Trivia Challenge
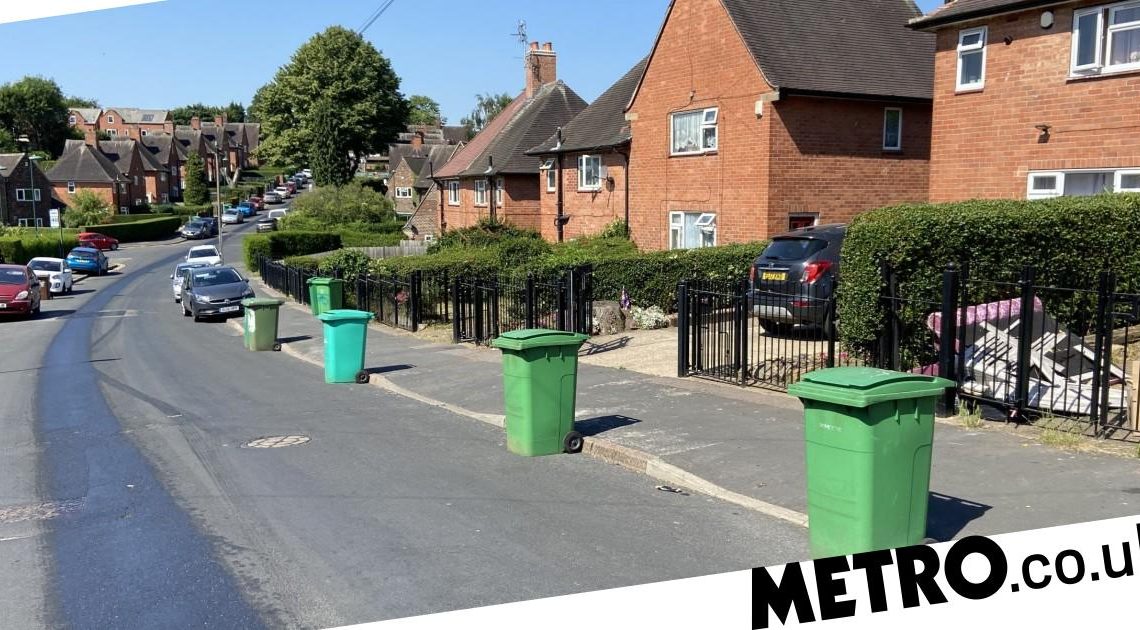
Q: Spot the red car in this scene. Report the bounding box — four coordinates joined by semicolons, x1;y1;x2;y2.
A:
77;232;120;251
0;264;43;318
248;196;264;211
283;181;297;195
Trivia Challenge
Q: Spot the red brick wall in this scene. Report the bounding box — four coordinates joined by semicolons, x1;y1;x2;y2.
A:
500;174;541;231
442;178;486;230
53;182;117;210
2;158;53;224
390;161;419;216
99;110;130;139
538;151;627;241
928;1;1140;201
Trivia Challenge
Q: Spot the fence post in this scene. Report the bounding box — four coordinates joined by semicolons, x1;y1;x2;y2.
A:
1098;273;1118;437
525;273;536;329
939;263;960;411
1014;265;1037;422
956;261;971;405
475;282;486;344
410;271;422;332
826;294;837;368
451;276;461;344
737;279;749;385
556;275;567;331
1089;271;1116;436
879;261;901;370
677;281;690;377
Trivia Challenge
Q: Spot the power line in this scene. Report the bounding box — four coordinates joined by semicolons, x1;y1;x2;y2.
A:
358;0;396;35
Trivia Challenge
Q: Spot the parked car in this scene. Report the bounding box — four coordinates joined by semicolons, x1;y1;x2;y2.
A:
273;186;291;199
66;247;110;276
180;219;210;240
237;200;256;217
221;208;244;224
200;216;219;236
180;265;254;321
27;257;74;294
301;168;312;178
0;264;42;317
77;232;119;251
748;224;846;335
248;196;264;211
186;244;222;266
263;191;282;204
256;216;278;233
284;181;297;195
170;261;212;303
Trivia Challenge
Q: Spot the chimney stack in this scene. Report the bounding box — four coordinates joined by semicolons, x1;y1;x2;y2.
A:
524;41;557;99
190;116;201;130
411;131;424;148
84;128;97;146
214;114;225;127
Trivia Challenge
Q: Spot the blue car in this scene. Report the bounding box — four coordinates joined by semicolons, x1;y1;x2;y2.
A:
237;201;256;217
66;247;110;276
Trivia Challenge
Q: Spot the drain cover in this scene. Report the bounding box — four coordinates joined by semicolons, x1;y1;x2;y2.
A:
244;435;311;449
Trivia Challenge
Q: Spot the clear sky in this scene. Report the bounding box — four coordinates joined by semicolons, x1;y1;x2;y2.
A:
0;0;945;124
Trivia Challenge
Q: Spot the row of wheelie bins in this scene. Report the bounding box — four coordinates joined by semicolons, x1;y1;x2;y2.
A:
245;275;954;559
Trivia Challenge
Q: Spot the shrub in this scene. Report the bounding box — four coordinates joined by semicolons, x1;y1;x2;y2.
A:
597;219;631;240
339;231;405;247
287;182;396;229
317;249;371;280
631;306;668;330
63;190;113;228
80;216;181;242
184;153;209;205
243;231;343;269
837;194;1140;361
0;235;81;264
429;218;541;252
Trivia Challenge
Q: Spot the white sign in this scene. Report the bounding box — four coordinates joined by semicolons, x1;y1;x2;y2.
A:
49;209;60;228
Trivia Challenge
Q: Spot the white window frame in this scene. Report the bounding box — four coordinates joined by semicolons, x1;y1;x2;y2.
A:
670;107;719;156
1114;169;1140;191
495;177;504;205
68;115;76;125
474;179;487;206
668;211;718;250
119;206;128;214
160;172;167;182
541;158;556;192
394;186;413;199
883;108;903;151
1072;7;1105;73
1071;2;1140;76
956;27;988;92
1027;172;1064;199
15;189;41;202
67;181;76;194
141;129;148;136
107;129;117;137
447;180;460;206
107;115;114;123
578;155;602;191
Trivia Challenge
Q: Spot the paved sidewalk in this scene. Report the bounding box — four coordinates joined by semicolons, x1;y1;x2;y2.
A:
241;277;1140;541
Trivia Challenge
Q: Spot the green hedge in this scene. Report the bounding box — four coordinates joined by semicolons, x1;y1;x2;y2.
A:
838;194;1140;363
0;235;82;264
243;231;343;269
80;216;182;242
339;231;405;247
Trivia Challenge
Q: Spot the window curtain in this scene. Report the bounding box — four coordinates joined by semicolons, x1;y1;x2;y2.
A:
673;112;700;152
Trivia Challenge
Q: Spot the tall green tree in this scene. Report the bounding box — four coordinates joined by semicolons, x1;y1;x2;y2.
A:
0;76;71;157
408;95;443;126
183;153;209;205
309;98;354;186
170;102;245;126
0;128;14;153
459;92;514;139
250;25;409;171
63;95;99;108
223;101;246;123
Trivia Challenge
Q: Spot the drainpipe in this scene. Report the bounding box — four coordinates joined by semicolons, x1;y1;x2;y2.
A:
555;127;565;243
486;156;496;223
619;146;630;239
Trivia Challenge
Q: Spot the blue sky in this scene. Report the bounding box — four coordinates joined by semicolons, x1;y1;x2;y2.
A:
0;0;945;123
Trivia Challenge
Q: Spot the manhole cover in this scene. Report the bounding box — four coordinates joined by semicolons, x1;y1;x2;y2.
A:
243;435;311;449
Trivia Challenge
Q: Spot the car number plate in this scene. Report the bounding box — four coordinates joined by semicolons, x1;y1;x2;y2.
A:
761;271;787;281
220;305;240;313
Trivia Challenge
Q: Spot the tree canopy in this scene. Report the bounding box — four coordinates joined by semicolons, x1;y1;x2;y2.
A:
250;26;409;171
183;153;209;205
459;92;514;140
408;95;443;126
0;76;72;157
170;102;246;126
63;95;99;109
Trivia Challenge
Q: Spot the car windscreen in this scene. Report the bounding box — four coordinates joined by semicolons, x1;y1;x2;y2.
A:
69;250;96;259
188;248;219;258
191;269;242;286
0;269;27;285
186;220;204;228
29;260;61;272
760;238;828;262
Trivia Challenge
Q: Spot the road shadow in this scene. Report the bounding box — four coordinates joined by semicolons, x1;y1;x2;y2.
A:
926;492;992;541
32;309;77;320
278;335;312;344
576;414;642;437
580;336;631;357
0;357;121;375
52;288;96;297
366;364;415;375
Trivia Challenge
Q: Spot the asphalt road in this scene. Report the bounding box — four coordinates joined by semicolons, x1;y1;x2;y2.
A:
0;223;808;628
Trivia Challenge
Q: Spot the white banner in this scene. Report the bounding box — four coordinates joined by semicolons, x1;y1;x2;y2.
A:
0;0;164;25
338;515;1140;629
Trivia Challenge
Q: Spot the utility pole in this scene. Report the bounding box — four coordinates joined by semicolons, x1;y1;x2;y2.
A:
17;135;40;236
216;146;224;258
0;164;7;226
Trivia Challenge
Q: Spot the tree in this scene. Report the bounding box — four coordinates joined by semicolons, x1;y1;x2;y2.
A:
223;101;246;123
309;98;354;186
0;128;14;153
0;76;71;157
408;95;443;126
459;92;514;139
183;153;209;205
63;190;113;227
64;95;99;109
95;130;113;141
283;181;396;232
250;26;409;171
170;102;245;126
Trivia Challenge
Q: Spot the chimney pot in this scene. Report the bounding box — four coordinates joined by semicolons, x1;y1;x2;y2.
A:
530;41;539;51
543;42;553;51
191;116;201;130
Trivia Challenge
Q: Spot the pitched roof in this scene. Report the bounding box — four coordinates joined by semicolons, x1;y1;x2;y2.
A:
106;107;170;124
442;126;468;144
907;0;1071;29
0;153;25;179
136;141;168;172
96;140;140;176
529;57;648;155
174;129;202;159
404;184;442;237
434;82;587;178
414;144;462;188
713;0;934;100
46;144;124;183
70;108;102;122
141;134;176;164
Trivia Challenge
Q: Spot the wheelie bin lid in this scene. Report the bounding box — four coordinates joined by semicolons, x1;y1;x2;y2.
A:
307;277;340;286
490;329;589;351
242;297;284;308
316;309;374;323
787;367;954;408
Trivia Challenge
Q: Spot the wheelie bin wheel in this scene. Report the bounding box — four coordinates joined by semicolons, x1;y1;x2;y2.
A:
355;370;370;384
563;431;584;454
272;343;282;352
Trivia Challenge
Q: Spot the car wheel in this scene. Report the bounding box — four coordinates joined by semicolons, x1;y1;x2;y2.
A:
183;302;191;317
192;307;202;322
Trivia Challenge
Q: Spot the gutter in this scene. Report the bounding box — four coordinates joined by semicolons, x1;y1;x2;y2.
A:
778;87;933;105
907;0;1072;31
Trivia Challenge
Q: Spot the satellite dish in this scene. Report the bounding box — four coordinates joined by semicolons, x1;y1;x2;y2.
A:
1041;10;1055;29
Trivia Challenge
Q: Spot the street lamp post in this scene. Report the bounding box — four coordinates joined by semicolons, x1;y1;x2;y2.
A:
0;164;7;226
17;135;40;236
216;146;224;257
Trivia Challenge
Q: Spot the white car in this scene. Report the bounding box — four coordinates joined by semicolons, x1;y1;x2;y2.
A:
27;257;74;294
170;261;211;302
186;245;223;266
267;208;288;223
221;208;244;224
274;186;291;199
301;168;312;178
263;191;282;204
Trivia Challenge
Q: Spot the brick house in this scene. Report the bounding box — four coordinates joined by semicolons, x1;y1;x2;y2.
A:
93;108;173;140
141;134;182;202
45;144;130;213
626;0;934;250
174;128;215;183
389;141;463;217
910;0;1140;201
91;140;149;211
433;42;587;232
527;57;648;242
0;154;52;226
68;108;101;135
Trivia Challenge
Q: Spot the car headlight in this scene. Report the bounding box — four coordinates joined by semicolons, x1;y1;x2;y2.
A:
15;290;29;300
195;294;211;303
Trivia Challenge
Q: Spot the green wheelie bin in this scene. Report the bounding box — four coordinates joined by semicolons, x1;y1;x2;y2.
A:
787;367;954;559
307;277;344;316
241;297;285;351
316;309;373;384
491;329;589;457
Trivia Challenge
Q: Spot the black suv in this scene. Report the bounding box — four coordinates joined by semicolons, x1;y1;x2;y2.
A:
748;224;846;334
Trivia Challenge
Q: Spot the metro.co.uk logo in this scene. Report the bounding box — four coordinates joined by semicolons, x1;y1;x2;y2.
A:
753;521;1140;628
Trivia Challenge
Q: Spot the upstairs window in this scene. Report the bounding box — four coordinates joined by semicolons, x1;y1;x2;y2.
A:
671;107;718;155
67;181;76;194
395;187;413;199
68;115;76;125
883;108;903;151
107;115;114;123
1072;2;1140;76
957;27;987;91
578;155;602;190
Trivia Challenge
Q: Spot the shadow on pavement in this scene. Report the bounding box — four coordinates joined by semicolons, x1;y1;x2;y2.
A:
576;415;642;437
366;364;415;375
926;492;992;541
278;335;313;344
581;336;631;356
32;309;78;320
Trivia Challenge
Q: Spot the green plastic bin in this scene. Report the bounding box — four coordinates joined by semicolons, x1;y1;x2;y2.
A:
307;277;344;316
787;367;954;559
242;297;285;351
491;329;589;457
316;309;373;384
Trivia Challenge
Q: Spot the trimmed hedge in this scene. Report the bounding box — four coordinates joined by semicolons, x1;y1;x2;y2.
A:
243;231;343;269
339;231;406;247
80;216;182;242
0;235;82;264
838;194;1140;362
